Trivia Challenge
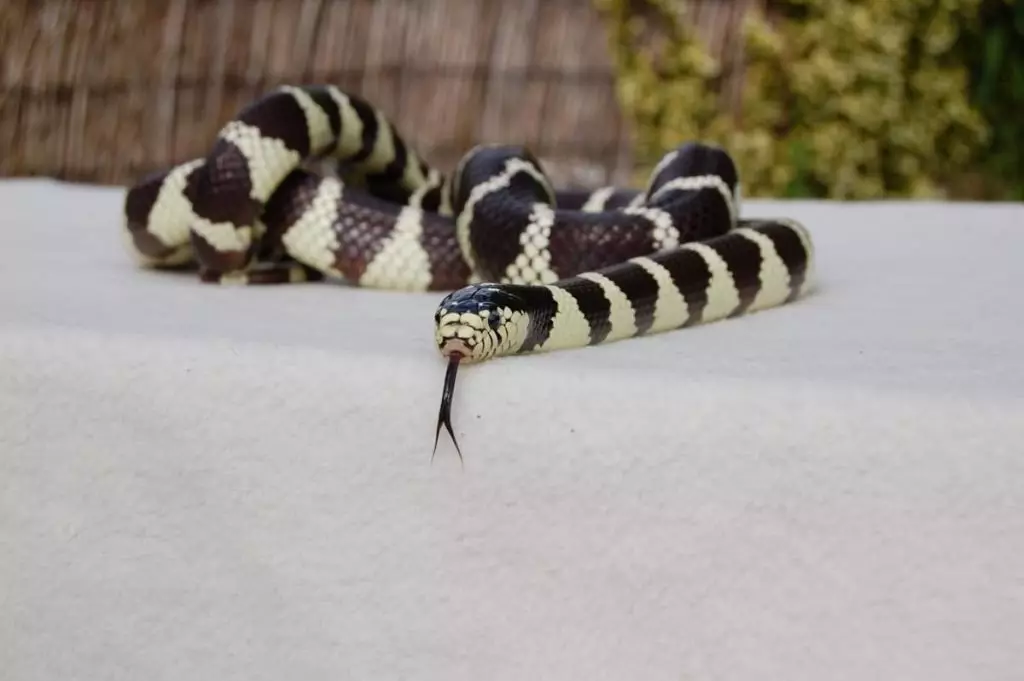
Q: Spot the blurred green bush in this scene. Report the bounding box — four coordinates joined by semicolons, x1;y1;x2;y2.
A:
595;0;1023;200
961;0;1024;200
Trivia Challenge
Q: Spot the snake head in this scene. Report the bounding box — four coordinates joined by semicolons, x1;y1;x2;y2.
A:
434;284;530;362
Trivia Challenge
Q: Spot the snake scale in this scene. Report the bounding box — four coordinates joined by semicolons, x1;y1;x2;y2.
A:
123;84;816;460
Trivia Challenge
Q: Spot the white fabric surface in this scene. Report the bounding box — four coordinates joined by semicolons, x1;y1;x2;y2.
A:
2;178;1023;680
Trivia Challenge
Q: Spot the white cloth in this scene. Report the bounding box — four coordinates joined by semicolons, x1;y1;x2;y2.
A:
2;178;1022;680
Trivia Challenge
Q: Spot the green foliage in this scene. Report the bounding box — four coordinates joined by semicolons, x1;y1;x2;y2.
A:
595;0;1003;199
961;0;1024;200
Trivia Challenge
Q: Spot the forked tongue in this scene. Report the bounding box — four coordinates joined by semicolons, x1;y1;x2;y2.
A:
432;352;464;466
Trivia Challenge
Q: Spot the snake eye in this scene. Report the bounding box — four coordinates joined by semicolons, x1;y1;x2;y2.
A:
486;311;503;330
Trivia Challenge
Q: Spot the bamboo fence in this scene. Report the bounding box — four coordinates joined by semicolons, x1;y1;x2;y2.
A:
1;0;752;189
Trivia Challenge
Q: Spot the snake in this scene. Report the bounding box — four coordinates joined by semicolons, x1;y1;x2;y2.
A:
122;84;816;462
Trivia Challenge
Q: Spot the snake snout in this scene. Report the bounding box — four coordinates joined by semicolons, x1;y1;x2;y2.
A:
433;285;522;362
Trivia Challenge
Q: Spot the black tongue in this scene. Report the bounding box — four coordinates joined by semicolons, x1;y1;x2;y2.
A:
431;353;464;466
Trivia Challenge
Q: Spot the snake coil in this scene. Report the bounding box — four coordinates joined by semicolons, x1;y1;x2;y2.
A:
123;84;816;460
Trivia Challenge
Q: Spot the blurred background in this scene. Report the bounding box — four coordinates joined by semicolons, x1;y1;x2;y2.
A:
2;0;1022;201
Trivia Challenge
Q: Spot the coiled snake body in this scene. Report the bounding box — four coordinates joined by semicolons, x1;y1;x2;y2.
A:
124;85;816;459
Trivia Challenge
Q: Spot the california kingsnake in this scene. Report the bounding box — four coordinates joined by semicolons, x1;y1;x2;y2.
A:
122;84;816;459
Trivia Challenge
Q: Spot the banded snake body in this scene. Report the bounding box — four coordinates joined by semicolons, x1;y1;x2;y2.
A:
123;85;816;461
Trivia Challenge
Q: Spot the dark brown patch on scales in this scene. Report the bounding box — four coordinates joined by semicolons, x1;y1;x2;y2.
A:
190;228;253;273
123;169;165;227
260;169;325;255
131;229;180;262
184;142;260;226
421;213;473;290
541;183;733;281
328;194;404;283
545;211;655;277
261;169;465;288
124;168;176;260
182;143;263;272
